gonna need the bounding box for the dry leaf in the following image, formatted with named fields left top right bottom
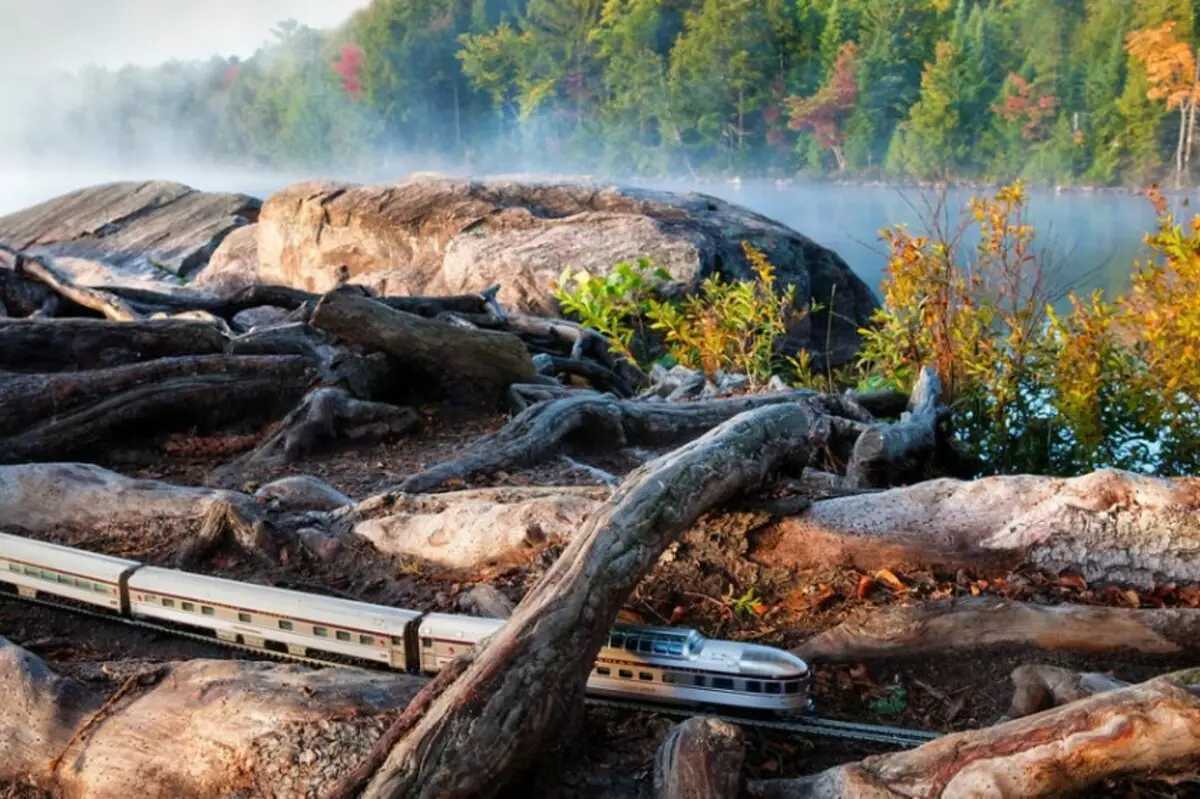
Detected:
left=1058, top=573, right=1088, bottom=590
left=856, top=576, right=876, bottom=600
left=668, top=605, right=685, bottom=625
left=1123, top=589, right=1142, bottom=607
left=875, top=568, right=906, bottom=591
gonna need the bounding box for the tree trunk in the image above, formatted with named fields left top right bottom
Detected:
left=0, top=318, right=227, bottom=371
left=795, top=596, right=1200, bottom=664
left=752, top=467, right=1200, bottom=588
left=653, top=717, right=745, bottom=799
left=0, top=639, right=426, bottom=799
left=746, top=669, right=1200, bottom=798
left=0, top=355, right=316, bottom=462
left=350, top=403, right=827, bottom=799
left=843, top=365, right=940, bottom=488
left=308, top=290, right=534, bottom=409
left=831, top=144, right=847, bottom=173
left=1177, top=104, right=1187, bottom=190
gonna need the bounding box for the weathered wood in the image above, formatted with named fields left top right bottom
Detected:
left=309, top=290, right=535, bottom=408
left=535, top=354, right=636, bottom=398
left=795, top=596, right=1200, bottom=663
left=746, top=668, right=1200, bottom=799
left=844, top=365, right=941, bottom=488
left=0, top=355, right=315, bottom=462
left=753, top=468, right=1200, bottom=587
left=0, top=639, right=426, bottom=799
left=0, top=246, right=141, bottom=322
left=0, top=318, right=227, bottom=371
left=393, top=389, right=821, bottom=495
left=1002, top=664, right=1129, bottom=722
left=353, top=403, right=827, bottom=799
left=653, top=717, right=745, bottom=799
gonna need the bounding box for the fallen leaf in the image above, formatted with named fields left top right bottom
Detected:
left=1058, top=573, right=1088, bottom=590
left=969, top=584, right=980, bottom=596
left=1123, top=589, right=1142, bottom=608
left=1179, top=584, right=1200, bottom=607
left=875, top=568, right=906, bottom=591
left=668, top=605, right=685, bottom=625
left=975, top=579, right=989, bottom=591
left=761, top=760, right=778, bottom=773
left=856, top=576, right=876, bottom=600
left=617, top=608, right=644, bottom=623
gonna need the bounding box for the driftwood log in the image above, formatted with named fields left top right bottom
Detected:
left=308, top=290, right=535, bottom=408
left=653, top=717, right=745, bottom=799
left=0, top=318, right=228, bottom=371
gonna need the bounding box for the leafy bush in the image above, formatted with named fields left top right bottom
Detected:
left=550, top=258, right=668, bottom=365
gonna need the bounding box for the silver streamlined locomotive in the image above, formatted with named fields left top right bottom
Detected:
left=0, top=532, right=811, bottom=712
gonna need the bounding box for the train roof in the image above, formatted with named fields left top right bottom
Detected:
left=0, top=532, right=143, bottom=582
left=128, top=566, right=423, bottom=632
left=418, top=612, right=507, bottom=639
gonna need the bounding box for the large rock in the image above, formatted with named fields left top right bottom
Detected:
left=0, top=180, right=259, bottom=283
left=249, top=175, right=879, bottom=368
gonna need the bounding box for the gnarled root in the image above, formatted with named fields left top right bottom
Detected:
left=653, top=717, right=745, bottom=799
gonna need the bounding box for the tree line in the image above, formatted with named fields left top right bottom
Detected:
left=17, top=0, right=1200, bottom=186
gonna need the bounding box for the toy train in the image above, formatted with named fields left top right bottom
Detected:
left=0, top=532, right=811, bottom=713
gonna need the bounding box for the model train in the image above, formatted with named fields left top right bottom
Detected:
left=0, top=531, right=811, bottom=713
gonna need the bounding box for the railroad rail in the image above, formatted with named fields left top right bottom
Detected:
left=2, top=590, right=943, bottom=750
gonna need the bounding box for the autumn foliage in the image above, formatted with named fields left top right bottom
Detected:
left=786, top=41, right=859, bottom=172
left=992, top=74, right=1059, bottom=141
left=331, top=43, right=365, bottom=101
left=1126, top=22, right=1200, bottom=187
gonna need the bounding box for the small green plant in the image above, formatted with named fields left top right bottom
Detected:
left=550, top=258, right=668, bottom=364
left=723, top=584, right=767, bottom=617
left=867, top=684, right=909, bottom=716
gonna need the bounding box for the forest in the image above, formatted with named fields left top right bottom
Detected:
left=16, top=0, right=1200, bottom=187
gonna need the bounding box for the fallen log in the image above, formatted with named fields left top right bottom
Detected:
left=0, top=246, right=141, bottom=322
left=0, top=638, right=426, bottom=799
left=795, top=597, right=1200, bottom=663
left=309, top=290, right=535, bottom=408
left=844, top=365, right=941, bottom=488
left=1002, top=664, right=1129, bottom=721
left=0, top=355, right=316, bottom=463
left=0, top=318, right=227, bottom=371
left=746, top=668, right=1200, bottom=798
left=343, top=402, right=827, bottom=799
left=653, top=717, right=745, bottom=799
left=752, top=468, right=1200, bottom=587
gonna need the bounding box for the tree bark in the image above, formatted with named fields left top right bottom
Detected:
left=745, top=669, right=1200, bottom=799
left=753, top=468, right=1200, bottom=587
left=309, top=290, right=535, bottom=409
left=653, top=717, right=745, bottom=799
left=0, top=355, right=316, bottom=463
left=354, top=403, right=827, bottom=799
left=795, top=596, right=1200, bottom=664
left=0, top=247, right=141, bottom=322
left=844, top=365, right=941, bottom=488
left=0, top=318, right=227, bottom=371
left=0, top=639, right=426, bottom=799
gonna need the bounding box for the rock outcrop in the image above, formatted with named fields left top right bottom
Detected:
left=0, top=180, right=259, bottom=284
left=244, top=175, right=878, bottom=368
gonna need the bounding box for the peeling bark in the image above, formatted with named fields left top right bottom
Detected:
left=755, top=468, right=1200, bottom=587
left=796, top=597, right=1200, bottom=664
left=355, top=402, right=827, bottom=799
left=653, top=717, right=745, bottom=799
left=746, top=669, right=1200, bottom=799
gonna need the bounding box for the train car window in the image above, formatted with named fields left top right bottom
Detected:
left=764, top=682, right=782, bottom=695
left=421, top=637, right=432, bottom=648
left=663, top=673, right=682, bottom=684
left=93, top=583, right=107, bottom=593
left=74, top=578, right=89, bottom=589
left=57, top=574, right=71, bottom=584
left=668, top=643, right=684, bottom=656
left=653, top=641, right=668, bottom=655
left=624, top=638, right=638, bottom=652
left=745, top=681, right=762, bottom=693
left=238, top=612, right=252, bottom=622
left=6, top=563, right=17, bottom=572
left=279, top=620, right=293, bottom=631
left=182, top=602, right=194, bottom=612
left=162, top=599, right=176, bottom=608
left=596, top=667, right=611, bottom=676
left=784, top=681, right=800, bottom=694
left=609, top=633, right=624, bottom=648
left=336, top=631, right=351, bottom=641
left=314, top=627, right=329, bottom=637
left=40, top=570, right=54, bottom=580
left=713, top=677, right=734, bottom=690
left=201, top=606, right=215, bottom=616
left=639, top=672, right=653, bottom=681
left=693, top=676, right=706, bottom=687
left=359, top=635, right=374, bottom=645
left=618, top=669, right=633, bottom=679
left=391, top=636, right=403, bottom=645
left=639, top=640, right=653, bottom=654
left=22, top=567, right=36, bottom=576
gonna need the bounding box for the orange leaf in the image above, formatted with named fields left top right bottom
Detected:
left=875, top=568, right=906, bottom=591
left=1058, top=573, right=1088, bottom=590
left=668, top=605, right=685, bottom=625
left=1123, top=589, right=1142, bottom=608
left=856, top=576, right=876, bottom=600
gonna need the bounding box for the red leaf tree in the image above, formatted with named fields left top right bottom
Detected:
left=786, top=41, right=860, bottom=172
left=992, top=73, right=1059, bottom=141
left=331, top=43, right=365, bottom=101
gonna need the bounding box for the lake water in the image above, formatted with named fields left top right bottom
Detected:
left=4, top=163, right=1197, bottom=303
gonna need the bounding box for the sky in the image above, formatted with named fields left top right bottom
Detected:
left=0, top=0, right=369, bottom=78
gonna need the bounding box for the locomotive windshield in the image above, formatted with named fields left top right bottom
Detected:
left=606, top=624, right=703, bottom=658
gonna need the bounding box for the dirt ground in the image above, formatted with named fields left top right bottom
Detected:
left=4, top=412, right=1200, bottom=798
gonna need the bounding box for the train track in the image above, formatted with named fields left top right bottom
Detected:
left=2, top=591, right=942, bottom=749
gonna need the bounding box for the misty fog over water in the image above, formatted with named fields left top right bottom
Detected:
left=2, top=161, right=1194, bottom=303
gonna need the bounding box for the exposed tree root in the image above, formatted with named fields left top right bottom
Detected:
left=795, top=596, right=1200, bottom=663
left=1002, top=664, right=1129, bottom=722
left=0, top=639, right=426, bottom=799
left=0, top=246, right=140, bottom=322
left=653, top=717, right=745, bottom=799
left=746, top=668, right=1200, bottom=798
left=844, top=366, right=941, bottom=488
left=754, top=468, right=1200, bottom=587
left=353, top=403, right=828, bottom=798
left=0, top=318, right=228, bottom=371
